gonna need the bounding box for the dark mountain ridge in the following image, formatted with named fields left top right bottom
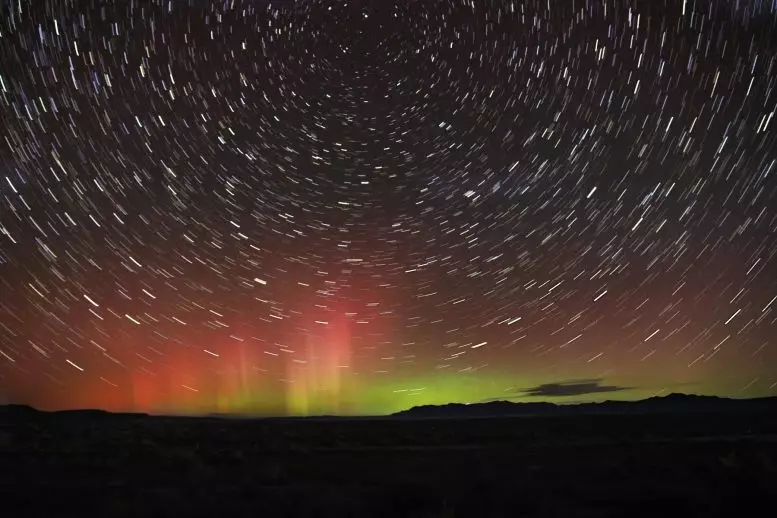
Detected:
left=0, top=404, right=148, bottom=421
left=392, top=393, right=777, bottom=419
left=2, top=394, right=776, bottom=421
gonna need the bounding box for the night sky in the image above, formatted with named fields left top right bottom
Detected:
left=0, top=0, right=776, bottom=416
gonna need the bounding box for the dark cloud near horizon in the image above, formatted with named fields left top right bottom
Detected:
left=478, top=379, right=635, bottom=403
left=522, top=379, right=633, bottom=398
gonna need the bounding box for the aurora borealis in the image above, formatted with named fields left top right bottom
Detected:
left=1, top=0, right=776, bottom=417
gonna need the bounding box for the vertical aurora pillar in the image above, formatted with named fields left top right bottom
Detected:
left=286, top=310, right=352, bottom=415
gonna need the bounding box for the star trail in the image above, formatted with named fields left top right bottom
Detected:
left=0, top=0, right=775, bottom=416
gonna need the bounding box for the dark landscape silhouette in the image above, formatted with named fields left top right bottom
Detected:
left=2, top=393, right=777, bottom=517
left=393, top=393, right=777, bottom=418
left=4, top=392, right=777, bottom=421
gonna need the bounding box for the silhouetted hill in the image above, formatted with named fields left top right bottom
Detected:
left=393, top=394, right=777, bottom=418
left=52, top=408, right=148, bottom=420
left=0, top=404, right=41, bottom=419
left=0, top=404, right=147, bottom=421
left=3, top=394, right=776, bottom=422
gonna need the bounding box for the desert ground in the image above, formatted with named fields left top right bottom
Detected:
left=1, top=408, right=776, bottom=517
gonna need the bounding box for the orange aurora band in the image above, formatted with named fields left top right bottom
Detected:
left=122, top=313, right=354, bottom=416
left=17, top=310, right=358, bottom=416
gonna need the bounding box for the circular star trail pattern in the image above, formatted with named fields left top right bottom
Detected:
left=0, top=0, right=776, bottom=415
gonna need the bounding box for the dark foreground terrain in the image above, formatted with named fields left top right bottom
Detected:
left=1, top=404, right=776, bottom=517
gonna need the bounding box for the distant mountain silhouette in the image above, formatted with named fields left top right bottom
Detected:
left=3, top=394, right=776, bottom=421
left=0, top=404, right=147, bottom=421
left=0, top=404, right=41, bottom=418
left=393, top=394, right=777, bottom=418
